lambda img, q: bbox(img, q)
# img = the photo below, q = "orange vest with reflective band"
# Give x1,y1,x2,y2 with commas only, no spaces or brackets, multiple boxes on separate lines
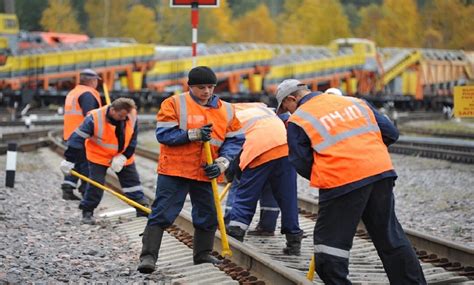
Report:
63,85,102,140
288,93,393,189
85,106,136,167
233,103,288,170
157,92,241,182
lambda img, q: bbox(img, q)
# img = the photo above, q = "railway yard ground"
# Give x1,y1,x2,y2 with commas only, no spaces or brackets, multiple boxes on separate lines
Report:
1,116,473,284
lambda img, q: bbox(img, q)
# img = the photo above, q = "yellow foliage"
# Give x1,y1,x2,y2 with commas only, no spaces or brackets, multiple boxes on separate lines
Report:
122,5,159,43
378,0,420,47
198,0,235,43
40,0,81,33
156,0,191,45
234,4,277,43
85,0,131,37
280,0,351,45
356,4,384,44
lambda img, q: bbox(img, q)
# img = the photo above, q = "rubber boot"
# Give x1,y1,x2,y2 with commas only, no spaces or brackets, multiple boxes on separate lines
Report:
135,196,151,218
193,228,222,265
283,231,303,256
81,210,96,225
226,225,245,242
137,225,164,273
61,184,81,200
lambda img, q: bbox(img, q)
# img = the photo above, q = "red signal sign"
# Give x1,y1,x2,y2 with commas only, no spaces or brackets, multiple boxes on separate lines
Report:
170,0,219,7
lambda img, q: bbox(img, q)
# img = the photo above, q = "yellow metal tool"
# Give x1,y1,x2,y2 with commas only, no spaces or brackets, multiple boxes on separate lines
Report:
307,255,315,280
103,83,111,105
219,183,232,202
70,170,151,214
203,141,232,257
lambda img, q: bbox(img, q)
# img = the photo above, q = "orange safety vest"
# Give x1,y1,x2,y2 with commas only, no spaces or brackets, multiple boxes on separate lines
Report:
63,85,102,140
288,93,394,189
157,92,242,182
233,103,288,170
85,106,137,167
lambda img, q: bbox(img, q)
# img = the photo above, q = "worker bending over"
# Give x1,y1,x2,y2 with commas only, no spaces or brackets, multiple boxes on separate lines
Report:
137,66,244,274
226,102,303,255
60,98,149,225
276,79,426,284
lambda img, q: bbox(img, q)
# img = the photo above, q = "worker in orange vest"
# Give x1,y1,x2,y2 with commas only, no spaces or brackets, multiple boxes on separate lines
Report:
61,69,102,200
137,66,244,274
276,79,426,284
60,98,149,225
224,102,303,255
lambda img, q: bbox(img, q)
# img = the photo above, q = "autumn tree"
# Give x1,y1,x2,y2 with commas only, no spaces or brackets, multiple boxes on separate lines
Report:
40,0,81,33
155,0,191,45
233,4,277,43
423,0,474,49
121,4,159,43
200,0,236,43
356,3,384,44
280,0,351,45
85,0,131,37
378,0,420,47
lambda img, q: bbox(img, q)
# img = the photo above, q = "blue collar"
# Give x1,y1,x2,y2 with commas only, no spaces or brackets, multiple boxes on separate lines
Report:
189,90,219,108
298,91,322,107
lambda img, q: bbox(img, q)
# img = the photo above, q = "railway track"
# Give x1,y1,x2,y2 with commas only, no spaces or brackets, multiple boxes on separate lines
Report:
5,129,474,284
389,136,474,164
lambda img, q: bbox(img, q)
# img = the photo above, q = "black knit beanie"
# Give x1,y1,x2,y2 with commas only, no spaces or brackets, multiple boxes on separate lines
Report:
187,66,217,86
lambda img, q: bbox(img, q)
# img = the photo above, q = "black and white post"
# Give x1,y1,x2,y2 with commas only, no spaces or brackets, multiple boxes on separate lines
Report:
5,143,17,187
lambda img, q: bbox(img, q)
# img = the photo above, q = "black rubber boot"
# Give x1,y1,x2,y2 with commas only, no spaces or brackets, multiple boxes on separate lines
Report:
135,196,151,218
283,231,303,256
226,226,245,242
137,225,164,274
193,228,222,265
227,225,245,242
61,184,81,200
81,210,96,225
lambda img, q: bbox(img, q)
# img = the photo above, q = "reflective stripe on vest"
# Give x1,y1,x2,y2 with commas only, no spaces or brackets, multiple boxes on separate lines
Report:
63,85,101,140
236,104,287,170
293,98,380,152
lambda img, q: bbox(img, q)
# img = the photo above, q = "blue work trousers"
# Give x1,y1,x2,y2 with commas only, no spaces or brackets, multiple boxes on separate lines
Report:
62,160,89,192
313,177,426,285
228,157,300,234
79,162,144,211
147,174,217,232
225,180,280,232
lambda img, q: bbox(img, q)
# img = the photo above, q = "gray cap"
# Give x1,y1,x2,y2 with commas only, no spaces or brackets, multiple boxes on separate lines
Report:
275,79,307,113
80,69,101,80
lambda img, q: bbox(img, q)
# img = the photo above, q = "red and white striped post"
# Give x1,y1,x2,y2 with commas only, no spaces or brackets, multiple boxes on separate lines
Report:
191,1,199,67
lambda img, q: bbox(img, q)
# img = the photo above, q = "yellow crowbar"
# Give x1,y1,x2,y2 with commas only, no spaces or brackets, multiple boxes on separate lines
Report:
307,255,315,280
70,169,151,214
203,141,232,257
219,182,232,202
103,83,111,105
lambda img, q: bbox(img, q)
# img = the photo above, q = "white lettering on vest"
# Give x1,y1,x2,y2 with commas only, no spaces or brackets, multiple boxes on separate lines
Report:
319,104,362,131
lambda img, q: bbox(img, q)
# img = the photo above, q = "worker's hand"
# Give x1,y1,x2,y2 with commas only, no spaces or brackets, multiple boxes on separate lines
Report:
110,154,127,173
204,157,230,179
188,124,213,142
60,160,75,175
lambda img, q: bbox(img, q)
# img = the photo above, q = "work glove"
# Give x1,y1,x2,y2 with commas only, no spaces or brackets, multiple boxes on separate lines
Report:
60,160,75,175
110,154,127,173
188,123,213,142
204,157,230,179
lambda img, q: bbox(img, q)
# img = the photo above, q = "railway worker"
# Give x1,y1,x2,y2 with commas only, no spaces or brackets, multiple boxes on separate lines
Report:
224,181,280,236
275,79,426,284
137,66,245,274
61,69,102,200
225,102,303,255
60,97,149,225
